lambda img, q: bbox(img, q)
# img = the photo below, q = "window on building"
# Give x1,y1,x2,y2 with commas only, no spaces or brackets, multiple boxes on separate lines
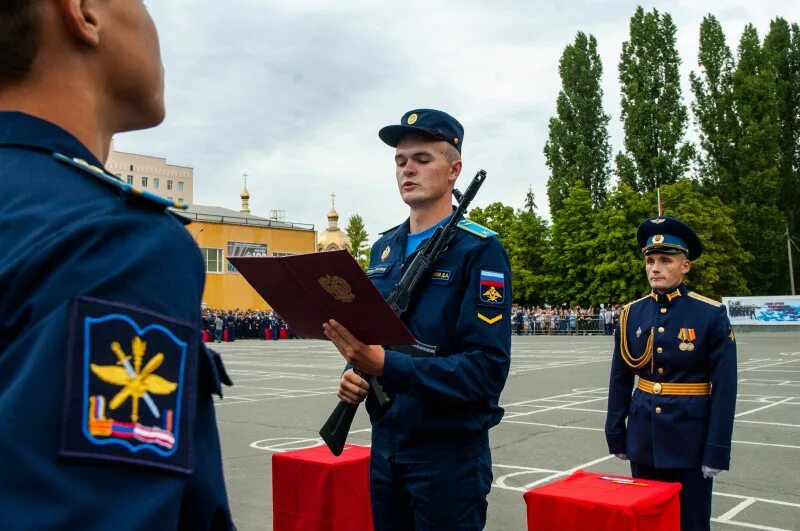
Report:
167,180,173,190
178,181,184,192
153,178,160,189
129,164,134,171
178,198,184,204
200,248,223,273
141,176,148,187
126,175,134,184
167,196,173,201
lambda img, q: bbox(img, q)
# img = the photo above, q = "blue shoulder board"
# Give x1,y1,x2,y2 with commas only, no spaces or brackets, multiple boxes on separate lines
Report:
457,219,496,238
53,152,188,211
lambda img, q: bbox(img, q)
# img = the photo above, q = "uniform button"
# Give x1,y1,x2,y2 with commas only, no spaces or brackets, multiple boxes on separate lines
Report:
656,347,663,353
658,368,664,374
655,407,662,414
658,326,665,333
660,308,667,314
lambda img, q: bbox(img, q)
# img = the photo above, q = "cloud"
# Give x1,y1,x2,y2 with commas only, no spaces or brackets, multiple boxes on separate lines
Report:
115,1,799,242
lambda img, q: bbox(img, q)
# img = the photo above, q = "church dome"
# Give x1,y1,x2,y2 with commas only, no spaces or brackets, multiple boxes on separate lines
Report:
317,193,351,252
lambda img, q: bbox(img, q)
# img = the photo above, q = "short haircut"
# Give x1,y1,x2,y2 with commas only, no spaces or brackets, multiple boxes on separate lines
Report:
0,1,41,85
402,132,462,164
443,142,461,164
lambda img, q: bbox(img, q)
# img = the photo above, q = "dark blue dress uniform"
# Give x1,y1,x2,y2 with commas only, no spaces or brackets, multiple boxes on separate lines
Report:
364,218,512,530
0,112,234,530
605,216,737,531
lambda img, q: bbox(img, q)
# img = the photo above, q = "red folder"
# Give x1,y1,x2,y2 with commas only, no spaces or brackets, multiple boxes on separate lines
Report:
228,250,415,345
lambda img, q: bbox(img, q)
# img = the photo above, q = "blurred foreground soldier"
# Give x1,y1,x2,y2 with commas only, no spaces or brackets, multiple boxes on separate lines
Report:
605,216,737,531
0,1,233,528
323,109,512,530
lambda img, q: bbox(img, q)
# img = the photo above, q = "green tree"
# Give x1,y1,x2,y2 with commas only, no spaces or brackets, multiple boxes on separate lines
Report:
731,24,786,294
590,183,651,305
690,15,738,195
508,189,551,305
547,184,597,306
655,181,751,298
345,214,369,269
467,202,517,242
764,18,800,289
544,32,612,212
617,6,694,192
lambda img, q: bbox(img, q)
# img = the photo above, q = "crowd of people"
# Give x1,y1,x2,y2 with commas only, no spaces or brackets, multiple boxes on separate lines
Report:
511,305,622,336
201,309,295,342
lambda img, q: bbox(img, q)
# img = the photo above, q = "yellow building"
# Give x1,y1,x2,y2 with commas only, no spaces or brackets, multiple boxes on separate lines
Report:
178,185,316,310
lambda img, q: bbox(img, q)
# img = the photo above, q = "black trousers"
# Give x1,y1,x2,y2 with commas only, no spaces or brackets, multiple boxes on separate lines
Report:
630,462,713,531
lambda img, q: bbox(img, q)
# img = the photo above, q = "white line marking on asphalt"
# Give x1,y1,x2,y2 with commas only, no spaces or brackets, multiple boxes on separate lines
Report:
732,440,800,450
522,455,616,490
716,492,800,508
735,397,794,417
716,497,757,522
736,419,800,428
503,420,604,431
709,519,791,531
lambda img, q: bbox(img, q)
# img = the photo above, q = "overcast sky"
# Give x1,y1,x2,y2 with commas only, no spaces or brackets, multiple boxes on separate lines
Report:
116,1,798,245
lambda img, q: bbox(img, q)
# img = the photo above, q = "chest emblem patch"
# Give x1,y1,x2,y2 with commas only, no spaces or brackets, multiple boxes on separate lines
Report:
61,297,196,473
478,270,505,306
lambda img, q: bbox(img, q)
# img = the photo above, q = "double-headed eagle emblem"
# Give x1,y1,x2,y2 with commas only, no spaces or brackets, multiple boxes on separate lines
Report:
318,274,355,303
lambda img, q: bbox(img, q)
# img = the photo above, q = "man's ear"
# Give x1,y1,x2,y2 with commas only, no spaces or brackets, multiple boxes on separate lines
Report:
450,159,462,181
682,257,691,274
58,0,101,47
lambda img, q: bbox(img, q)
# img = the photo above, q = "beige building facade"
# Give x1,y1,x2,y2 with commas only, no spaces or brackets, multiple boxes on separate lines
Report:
105,139,194,206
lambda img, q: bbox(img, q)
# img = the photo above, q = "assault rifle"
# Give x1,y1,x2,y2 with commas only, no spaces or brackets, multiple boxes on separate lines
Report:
319,169,487,455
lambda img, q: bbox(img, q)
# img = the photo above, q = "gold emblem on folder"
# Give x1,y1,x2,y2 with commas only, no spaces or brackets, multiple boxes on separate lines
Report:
318,275,355,303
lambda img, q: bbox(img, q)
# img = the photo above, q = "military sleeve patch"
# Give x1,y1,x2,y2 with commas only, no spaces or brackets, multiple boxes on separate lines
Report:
728,326,736,342
477,312,503,325
478,270,505,306
60,297,197,474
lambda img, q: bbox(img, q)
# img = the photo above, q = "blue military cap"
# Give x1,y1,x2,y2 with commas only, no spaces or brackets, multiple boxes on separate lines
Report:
379,109,464,153
636,216,702,260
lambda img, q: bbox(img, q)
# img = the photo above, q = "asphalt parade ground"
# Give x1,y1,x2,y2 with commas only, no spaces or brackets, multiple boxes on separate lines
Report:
213,332,800,531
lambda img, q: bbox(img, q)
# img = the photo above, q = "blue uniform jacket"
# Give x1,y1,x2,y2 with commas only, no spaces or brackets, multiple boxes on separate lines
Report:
605,284,737,470
0,112,233,529
363,219,512,463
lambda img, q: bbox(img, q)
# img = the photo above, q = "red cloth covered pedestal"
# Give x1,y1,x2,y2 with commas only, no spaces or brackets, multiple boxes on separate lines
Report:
280,328,289,339
523,470,681,531
265,328,272,340
223,329,229,342
272,444,373,531
202,330,210,342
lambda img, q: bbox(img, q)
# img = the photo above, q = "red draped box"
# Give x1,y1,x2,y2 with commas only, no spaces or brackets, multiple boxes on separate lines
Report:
280,328,289,339
523,470,681,531
272,444,373,531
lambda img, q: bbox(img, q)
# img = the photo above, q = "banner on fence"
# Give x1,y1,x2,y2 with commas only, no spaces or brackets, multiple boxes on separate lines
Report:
722,295,800,325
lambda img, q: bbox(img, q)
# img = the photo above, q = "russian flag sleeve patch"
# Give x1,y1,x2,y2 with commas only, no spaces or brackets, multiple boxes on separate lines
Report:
478,270,506,306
